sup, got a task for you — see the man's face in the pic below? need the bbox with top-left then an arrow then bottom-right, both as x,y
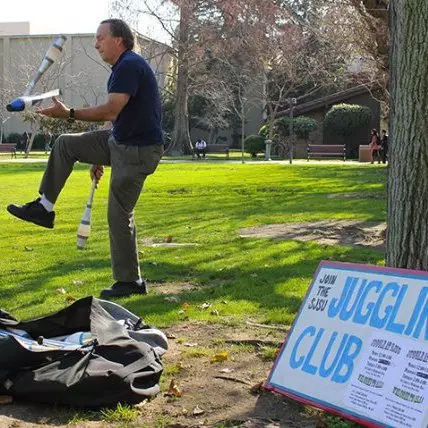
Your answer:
95,23 -> 122,64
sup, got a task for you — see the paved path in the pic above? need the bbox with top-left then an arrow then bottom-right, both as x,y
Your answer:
0,156 -> 380,166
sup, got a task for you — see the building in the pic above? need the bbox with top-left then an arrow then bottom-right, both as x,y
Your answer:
0,26 -> 173,137
276,85 -> 381,158
0,22 -> 30,36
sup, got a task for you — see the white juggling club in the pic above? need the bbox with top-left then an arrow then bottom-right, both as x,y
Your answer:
24,35 -> 67,96
6,89 -> 60,112
77,180 -> 97,250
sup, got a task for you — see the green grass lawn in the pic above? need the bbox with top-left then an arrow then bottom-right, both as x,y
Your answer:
0,161 -> 387,328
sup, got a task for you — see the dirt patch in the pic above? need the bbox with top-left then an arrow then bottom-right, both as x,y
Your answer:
326,193 -> 385,200
151,281 -> 200,296
240,220 -> 386,250
0,322 -> 321,427
141,322 -> 317,427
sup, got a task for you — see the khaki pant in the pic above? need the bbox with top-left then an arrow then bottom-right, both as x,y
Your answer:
39,130 -> 163,282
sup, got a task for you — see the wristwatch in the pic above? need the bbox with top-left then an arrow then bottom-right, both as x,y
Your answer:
67,108 -> 76,123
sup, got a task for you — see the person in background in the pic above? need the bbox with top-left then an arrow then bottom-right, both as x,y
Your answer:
369,129 -> 381,164
380,129 -> 388,164
194,138 -> 207,159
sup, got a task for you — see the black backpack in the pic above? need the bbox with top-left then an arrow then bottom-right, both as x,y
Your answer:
0,297 -> 168,407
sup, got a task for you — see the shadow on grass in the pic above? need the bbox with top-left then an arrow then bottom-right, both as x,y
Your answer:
0,236 -> 383,324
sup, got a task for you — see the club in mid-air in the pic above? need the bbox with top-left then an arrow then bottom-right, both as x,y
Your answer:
6,89 -> 60,112
24,35 -> 67,96
6,35 -> 67,113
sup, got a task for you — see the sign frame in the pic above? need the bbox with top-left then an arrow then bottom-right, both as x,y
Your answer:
265,260 -> 428,428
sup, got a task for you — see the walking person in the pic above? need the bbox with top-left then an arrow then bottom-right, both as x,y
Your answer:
7,19 -> 164,299
369,129 -> 381,164
380,129 -> 388,164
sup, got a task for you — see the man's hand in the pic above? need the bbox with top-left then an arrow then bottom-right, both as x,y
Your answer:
37,96 -> 69,119
90,165 -> 104,186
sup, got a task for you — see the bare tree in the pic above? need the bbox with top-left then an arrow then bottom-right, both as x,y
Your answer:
2,36 -> 109,153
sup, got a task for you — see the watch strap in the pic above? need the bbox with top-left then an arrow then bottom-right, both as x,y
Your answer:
68,108 -> 75,123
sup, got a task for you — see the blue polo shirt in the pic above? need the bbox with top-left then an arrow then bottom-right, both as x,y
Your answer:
108,50 -> 163,146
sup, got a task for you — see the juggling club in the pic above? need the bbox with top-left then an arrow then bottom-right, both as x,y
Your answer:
24,35 -> 67,96
77,179 -> 97,250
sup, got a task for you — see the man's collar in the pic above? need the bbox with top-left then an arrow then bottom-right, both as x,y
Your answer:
111,49 -> 131,70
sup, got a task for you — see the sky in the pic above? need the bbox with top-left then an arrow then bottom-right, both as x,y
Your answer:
1,0 -> 109,34
0,0 -> 171,43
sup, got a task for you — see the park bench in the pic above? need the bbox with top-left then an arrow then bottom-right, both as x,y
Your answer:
307,144 -> 346,161
0,143 -> 17,158
193,143 -> 230,159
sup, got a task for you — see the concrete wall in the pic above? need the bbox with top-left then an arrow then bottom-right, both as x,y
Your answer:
0,22 -> 30,36
1,33 -> 172,136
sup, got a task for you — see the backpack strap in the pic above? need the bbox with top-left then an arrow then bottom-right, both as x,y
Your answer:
115,351 -> 155,379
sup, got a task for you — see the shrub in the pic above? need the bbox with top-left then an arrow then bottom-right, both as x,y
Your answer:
244,135 -> 266,157
259,117 -> 318,143
6,132 -> 22,145
274,116 -> 319,140
323,103 -> 372,137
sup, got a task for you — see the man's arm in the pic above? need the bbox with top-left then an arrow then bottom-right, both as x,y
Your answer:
37,93 -> 130,122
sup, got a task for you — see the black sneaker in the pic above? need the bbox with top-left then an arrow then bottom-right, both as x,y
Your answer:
100,281 -> 148,299
7,198 -> 55,229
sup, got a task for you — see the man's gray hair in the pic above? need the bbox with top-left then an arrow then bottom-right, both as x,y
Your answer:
101,19 -> 134,50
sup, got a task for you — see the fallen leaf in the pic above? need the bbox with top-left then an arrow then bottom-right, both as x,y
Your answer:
167,379 -> 183,397
0,395 -> 13,404
183,302 -> 191,310
66,295 -> 76,302
210,351 -> 228,363
166,333 -> 176,339
192,405 -> 205,416
166,235 -> 173,243
219,368 -> 234,373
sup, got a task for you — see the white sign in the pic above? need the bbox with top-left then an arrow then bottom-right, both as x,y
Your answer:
266,261 -> 428,428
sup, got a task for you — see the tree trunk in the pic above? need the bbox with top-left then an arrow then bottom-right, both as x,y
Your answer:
387,0 -> 428,269
241,100 -> 245,164
170,3 -> 192,155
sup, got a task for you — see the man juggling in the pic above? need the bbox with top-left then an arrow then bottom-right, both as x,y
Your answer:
7,19 -> 164,299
